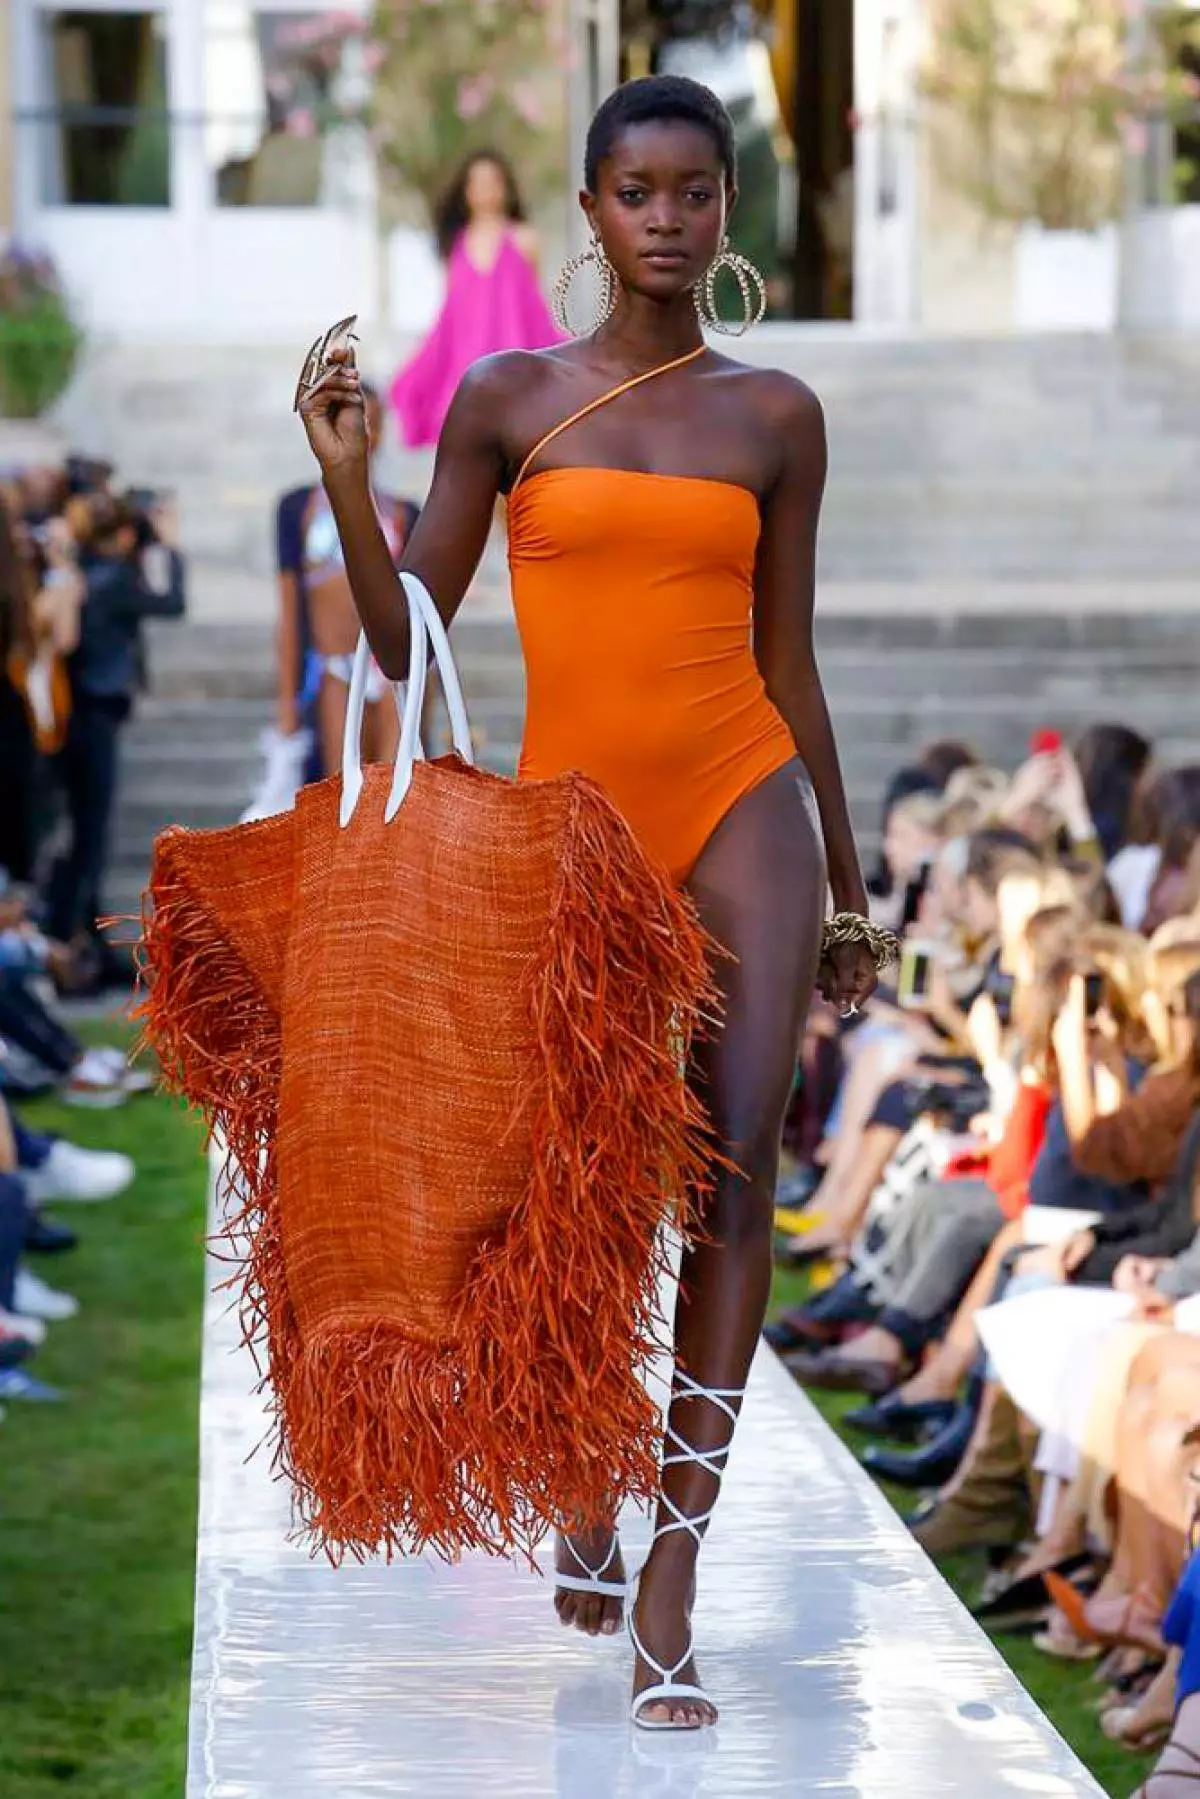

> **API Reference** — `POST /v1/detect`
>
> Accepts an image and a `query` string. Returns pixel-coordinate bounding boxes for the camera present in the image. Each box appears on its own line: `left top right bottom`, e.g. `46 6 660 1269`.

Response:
66 486 171 555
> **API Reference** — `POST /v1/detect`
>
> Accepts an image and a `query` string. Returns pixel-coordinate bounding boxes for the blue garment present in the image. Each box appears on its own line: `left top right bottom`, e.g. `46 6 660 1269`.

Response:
1165 1550 1200 1707
11 1112 52 1171
71 549 185 701
0 930 44 973
1027 1074 1147 1217
0 1170 29 1311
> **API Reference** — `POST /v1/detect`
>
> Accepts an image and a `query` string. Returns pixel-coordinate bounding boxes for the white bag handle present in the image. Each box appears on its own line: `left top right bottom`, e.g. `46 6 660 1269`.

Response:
339 571 475 828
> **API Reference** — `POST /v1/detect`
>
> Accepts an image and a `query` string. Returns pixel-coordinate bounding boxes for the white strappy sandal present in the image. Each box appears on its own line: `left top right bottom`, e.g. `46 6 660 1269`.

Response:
628 1370 745 1732
554 1530 627 1618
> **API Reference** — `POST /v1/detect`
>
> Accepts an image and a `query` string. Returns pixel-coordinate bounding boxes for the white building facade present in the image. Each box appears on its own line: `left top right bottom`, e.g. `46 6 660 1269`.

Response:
5 0 1200 344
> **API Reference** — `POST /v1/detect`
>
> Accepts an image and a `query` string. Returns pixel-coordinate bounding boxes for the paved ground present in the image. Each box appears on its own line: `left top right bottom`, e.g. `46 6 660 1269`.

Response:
188 1163 1103 1799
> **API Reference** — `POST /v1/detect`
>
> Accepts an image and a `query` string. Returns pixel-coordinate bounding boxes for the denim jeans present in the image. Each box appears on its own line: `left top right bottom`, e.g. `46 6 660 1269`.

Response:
0 1171 30 1311
0 968 79 1079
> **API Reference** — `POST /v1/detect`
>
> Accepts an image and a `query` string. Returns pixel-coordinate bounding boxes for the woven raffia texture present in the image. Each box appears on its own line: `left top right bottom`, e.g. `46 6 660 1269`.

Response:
138 757 717 1565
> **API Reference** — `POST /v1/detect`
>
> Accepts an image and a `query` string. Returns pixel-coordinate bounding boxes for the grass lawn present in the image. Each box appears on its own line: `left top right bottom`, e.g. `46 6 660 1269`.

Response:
0 1058 206 1799
0 1064 1160 1796
771 1265 1156 1799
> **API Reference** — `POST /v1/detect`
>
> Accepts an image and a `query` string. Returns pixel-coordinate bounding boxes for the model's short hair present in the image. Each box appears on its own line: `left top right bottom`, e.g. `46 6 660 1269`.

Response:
585 76 737 193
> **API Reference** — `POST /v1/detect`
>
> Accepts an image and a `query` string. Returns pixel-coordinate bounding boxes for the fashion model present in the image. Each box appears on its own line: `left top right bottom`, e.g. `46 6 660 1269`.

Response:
299 75 885 1732
390 150 562 448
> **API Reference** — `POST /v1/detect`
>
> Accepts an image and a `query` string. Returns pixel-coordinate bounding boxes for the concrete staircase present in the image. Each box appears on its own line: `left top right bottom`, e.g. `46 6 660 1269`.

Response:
110 604 1200 926
68 330 1200 918
56 331 1200 613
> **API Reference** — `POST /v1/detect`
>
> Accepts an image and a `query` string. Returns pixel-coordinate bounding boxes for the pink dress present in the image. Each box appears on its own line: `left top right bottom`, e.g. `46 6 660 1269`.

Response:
390 232 563 448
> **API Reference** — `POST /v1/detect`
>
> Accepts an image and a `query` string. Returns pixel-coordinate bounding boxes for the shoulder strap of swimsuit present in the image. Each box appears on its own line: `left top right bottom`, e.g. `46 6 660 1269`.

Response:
511 344 706 493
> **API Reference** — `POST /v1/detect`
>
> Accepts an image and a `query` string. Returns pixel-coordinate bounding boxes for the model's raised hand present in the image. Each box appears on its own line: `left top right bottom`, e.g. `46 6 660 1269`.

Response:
298 347 370 480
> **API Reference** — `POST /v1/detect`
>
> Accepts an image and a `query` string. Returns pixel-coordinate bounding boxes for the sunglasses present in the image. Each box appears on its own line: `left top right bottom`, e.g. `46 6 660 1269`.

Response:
293 314 359 413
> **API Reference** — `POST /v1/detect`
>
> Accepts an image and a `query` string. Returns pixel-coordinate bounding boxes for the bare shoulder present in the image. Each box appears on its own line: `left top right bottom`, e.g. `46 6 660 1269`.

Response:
709 358 826 492
450 346 565 421
510 222 540 264
713 356 824 437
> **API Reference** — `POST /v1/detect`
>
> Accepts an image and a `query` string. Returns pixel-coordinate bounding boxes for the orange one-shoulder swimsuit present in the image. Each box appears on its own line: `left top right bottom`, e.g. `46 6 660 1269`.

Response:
506 353 798 887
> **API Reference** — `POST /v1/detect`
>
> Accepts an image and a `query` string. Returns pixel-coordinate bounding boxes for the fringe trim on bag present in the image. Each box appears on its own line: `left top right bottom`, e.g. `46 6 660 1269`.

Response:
138 784 722 1567
269 774 722 1565
133 827 293 1447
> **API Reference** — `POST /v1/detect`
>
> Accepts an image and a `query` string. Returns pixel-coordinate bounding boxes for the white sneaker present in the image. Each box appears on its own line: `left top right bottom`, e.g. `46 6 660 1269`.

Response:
65 1047 128 1109
77 1044 155 1098
0 1307 47 1347
23 1139 136 1205
14 1268 80 1322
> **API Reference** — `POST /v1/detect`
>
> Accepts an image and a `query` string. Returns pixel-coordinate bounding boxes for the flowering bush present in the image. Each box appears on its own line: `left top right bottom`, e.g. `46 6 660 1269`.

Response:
923 0 1200 229
0 244 82 419
294 2 567 229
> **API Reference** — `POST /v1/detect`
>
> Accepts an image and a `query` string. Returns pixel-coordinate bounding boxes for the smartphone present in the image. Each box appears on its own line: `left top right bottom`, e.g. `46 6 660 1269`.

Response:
1084 970 1105 1018
899 857 933 933
984 963 1016 1029
897 939 936 1009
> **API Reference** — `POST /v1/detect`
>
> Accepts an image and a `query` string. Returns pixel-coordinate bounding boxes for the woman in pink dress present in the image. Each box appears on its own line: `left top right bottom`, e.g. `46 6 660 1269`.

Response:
390 152 563 448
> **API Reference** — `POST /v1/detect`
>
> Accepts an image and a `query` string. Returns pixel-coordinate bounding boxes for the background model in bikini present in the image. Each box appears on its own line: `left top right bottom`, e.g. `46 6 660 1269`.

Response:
275 383 418 777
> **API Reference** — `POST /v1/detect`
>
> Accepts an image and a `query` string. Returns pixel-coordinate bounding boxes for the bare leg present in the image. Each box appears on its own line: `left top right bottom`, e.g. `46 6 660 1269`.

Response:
317 672 349 778
798 1039 920 1235
1009 1486 1087 1580
1104 1338 1200 1619
896 1217 1027 1404
630 758 826 1726
1135 1691 1200 1798
788 1120 902 1253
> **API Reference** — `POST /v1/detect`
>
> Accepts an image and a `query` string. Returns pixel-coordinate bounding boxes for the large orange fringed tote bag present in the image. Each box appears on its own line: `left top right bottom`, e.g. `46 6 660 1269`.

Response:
139 573 718 1565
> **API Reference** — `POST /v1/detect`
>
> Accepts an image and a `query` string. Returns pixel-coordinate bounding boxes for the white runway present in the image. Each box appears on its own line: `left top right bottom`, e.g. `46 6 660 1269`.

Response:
188 1220 1105 1799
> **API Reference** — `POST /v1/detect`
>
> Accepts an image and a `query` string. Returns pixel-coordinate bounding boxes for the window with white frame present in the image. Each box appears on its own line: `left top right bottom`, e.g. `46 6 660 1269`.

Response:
38 9 170 206
204 6 355 206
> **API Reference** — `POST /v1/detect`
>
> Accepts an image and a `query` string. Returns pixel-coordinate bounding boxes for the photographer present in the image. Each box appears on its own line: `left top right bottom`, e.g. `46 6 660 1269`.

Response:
42 488 184 967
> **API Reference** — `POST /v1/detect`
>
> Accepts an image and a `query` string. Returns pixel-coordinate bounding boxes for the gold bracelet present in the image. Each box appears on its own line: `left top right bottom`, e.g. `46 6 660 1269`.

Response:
820 912 901 973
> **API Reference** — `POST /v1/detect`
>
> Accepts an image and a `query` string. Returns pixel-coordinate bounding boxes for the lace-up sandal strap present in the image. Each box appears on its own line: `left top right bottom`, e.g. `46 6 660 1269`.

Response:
554 1531 626 1597
654 1374 745 1550
628 1609 710 1730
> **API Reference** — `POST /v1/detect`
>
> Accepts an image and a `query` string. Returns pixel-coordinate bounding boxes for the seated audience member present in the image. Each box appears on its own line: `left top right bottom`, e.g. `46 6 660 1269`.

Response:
1074 722 1154 863
778 828 1045 1257
785 928 1157 1405
1143 768 1200 937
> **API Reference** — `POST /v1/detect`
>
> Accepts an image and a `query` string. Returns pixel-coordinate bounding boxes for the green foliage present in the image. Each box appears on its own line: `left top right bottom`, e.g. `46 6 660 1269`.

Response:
923 0 1200 229
365 1 567 228
0 249 82 420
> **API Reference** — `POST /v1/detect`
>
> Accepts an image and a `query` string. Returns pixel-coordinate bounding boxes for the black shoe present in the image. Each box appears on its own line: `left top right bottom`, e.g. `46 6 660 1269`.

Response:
844 1394 958 1441
971 1553 1095 1632
0 1336 34 1370
763 1311 839 1354
860 1402 978 1489
23 1211 79 1255
785 1347 902 1397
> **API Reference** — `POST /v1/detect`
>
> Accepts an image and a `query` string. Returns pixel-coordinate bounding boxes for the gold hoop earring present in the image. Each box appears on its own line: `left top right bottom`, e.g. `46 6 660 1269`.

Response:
551 232 617 336
695 237 767 337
